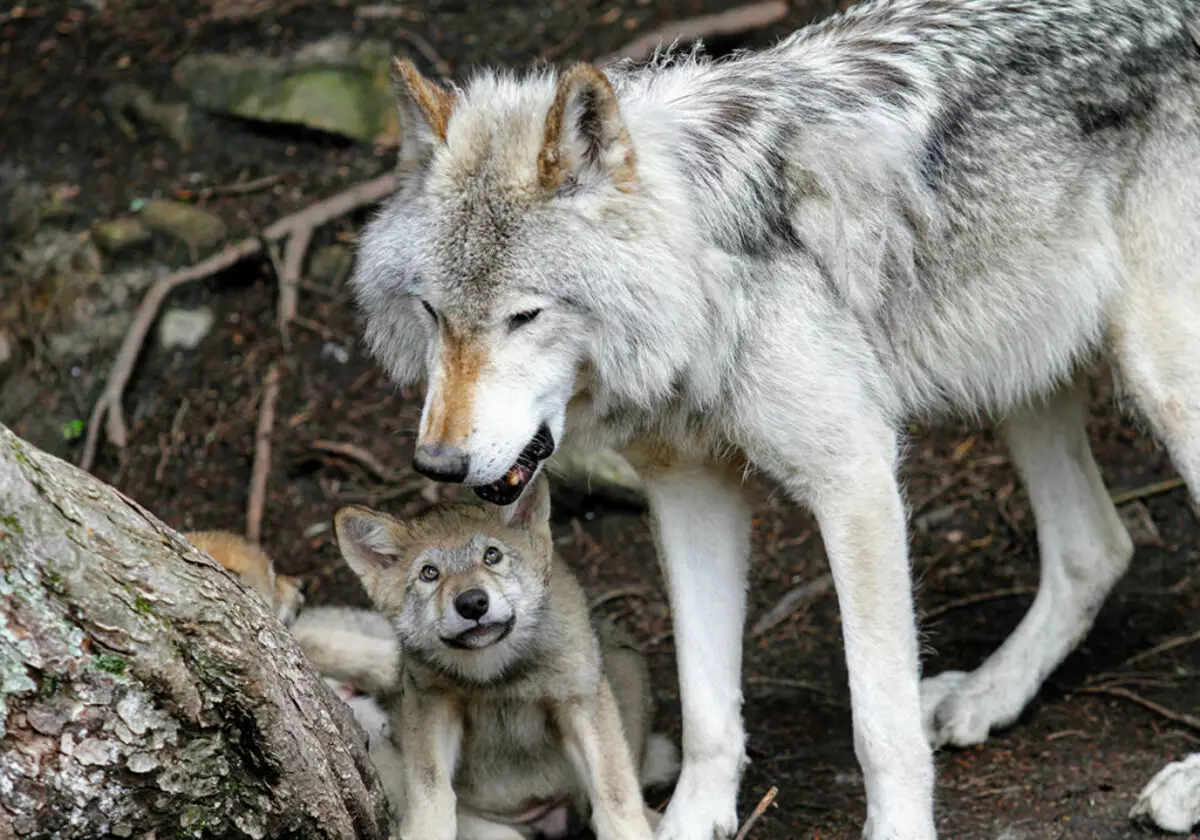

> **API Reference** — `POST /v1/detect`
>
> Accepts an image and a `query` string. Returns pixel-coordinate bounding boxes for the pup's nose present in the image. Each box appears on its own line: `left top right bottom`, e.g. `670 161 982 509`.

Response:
413 444 470 483
454 588 489 621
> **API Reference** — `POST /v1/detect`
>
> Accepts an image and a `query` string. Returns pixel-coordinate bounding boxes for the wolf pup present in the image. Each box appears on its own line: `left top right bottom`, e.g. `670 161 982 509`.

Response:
330 475 676 840
350 1 1200 836
185 530 304 625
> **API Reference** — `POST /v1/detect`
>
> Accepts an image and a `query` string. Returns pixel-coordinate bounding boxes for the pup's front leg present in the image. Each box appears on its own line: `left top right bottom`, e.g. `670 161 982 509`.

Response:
807 452 936 840
394 682 463 840
640 463 752 840
555 680 655 840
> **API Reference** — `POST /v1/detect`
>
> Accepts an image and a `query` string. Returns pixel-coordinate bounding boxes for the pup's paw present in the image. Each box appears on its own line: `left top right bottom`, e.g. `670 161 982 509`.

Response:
920 670 1003 749
1130 754 1200 833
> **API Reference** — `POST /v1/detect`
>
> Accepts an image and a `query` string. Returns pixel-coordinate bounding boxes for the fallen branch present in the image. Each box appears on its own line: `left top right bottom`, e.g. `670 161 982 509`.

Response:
733 785 779 840
1110 477 1187 506
921 586 1035 621
750 573 834 637
246 363 282 543
599 1 789 66
588 585 650 612
79 173 397 472
310 438 405 483
1076 685 1200 733
277 220 311 345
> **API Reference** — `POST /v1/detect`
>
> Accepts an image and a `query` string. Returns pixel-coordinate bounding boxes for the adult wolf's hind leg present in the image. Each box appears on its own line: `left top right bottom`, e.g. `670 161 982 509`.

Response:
921 379 1133 748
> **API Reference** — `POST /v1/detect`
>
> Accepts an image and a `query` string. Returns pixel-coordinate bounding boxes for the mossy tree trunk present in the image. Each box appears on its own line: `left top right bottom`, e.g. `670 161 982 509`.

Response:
0 423 390 839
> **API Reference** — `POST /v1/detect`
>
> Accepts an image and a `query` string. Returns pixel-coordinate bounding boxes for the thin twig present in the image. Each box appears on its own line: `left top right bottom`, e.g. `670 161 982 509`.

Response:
1119 629 1200 671
310 439 404 483
355 5 408 19
246 363 282 543
922 586 1035 621
1076 685 1200 733
175 172 282 200
1110 477 1186 506
751 573 834 638
733 785 779 840
599 1 789 66
79 173 396 472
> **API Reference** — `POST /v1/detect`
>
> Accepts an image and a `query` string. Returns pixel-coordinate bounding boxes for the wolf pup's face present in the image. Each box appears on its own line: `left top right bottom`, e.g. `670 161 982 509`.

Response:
334 475 555 682
352 60 652 506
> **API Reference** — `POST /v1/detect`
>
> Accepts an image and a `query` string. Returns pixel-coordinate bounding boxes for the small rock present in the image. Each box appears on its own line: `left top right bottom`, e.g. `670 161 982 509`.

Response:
158 306 216 351
309 243 353 286
140 200 226 254
546 447 646 511
103 84 193 151
93 218 151 254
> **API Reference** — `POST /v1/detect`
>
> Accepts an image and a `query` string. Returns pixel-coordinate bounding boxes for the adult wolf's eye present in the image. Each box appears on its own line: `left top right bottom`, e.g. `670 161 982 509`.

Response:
420 300 438 321
419 564 440 582
508 309 541 330
483 546 503 566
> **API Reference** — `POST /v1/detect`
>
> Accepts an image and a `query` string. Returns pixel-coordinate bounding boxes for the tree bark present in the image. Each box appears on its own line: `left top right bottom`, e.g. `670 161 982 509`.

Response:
0 423 390 839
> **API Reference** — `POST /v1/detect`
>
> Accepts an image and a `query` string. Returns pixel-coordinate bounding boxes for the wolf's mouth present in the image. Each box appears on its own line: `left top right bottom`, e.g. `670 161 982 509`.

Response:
443 617 516 650
474 424 555 506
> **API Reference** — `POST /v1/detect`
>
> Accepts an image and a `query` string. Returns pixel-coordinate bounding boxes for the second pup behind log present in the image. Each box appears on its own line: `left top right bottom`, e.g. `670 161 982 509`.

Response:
298 474 677 840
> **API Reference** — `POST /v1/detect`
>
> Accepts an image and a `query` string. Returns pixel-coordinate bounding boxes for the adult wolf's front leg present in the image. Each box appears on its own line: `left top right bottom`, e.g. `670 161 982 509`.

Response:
808 454 936 840
641 464 752 840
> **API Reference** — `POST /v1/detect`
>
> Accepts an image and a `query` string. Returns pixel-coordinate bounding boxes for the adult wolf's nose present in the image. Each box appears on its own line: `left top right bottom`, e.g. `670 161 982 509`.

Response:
454 588 489 621
413 443 469 483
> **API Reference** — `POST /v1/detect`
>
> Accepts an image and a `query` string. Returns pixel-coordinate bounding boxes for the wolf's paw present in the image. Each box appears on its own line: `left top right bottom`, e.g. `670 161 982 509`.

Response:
1130 754 1200 833
654 763 738 840
920 670 1015 749
862 808 938 840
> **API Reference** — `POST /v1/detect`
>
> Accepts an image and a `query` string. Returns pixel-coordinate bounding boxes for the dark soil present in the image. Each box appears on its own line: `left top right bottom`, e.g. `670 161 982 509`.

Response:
2 2 1197 839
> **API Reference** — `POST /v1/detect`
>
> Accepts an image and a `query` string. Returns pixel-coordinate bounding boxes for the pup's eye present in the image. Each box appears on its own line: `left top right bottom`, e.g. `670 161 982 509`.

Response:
420 300 438 321
418 564 440 582
483 546 503 566
508 309 541 330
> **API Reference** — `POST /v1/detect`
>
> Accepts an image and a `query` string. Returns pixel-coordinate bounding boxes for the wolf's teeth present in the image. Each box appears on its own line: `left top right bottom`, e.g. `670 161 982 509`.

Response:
505 468 522 486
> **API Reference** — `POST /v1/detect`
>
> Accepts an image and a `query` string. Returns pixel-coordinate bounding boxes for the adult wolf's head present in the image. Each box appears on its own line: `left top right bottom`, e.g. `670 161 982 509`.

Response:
352 59 701 504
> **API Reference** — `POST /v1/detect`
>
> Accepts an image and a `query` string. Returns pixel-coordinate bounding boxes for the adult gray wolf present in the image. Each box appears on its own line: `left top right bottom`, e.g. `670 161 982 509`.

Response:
349 0 1200 836
321 476 678 840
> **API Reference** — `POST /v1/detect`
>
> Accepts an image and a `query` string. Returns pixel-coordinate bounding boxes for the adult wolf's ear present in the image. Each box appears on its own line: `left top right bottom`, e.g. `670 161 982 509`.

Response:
539 63 636 194
334 505 412 598
392 57 457 171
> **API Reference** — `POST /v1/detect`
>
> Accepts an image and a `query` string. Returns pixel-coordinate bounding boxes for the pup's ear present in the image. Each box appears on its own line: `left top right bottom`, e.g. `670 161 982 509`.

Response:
539 63 636 194
500 473 552 533
392 57 456 171
334 506 411 597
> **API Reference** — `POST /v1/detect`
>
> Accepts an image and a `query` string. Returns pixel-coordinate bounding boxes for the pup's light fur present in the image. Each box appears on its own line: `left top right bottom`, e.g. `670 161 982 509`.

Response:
185 530 304 625
350 1 1200 836
327 476 678 840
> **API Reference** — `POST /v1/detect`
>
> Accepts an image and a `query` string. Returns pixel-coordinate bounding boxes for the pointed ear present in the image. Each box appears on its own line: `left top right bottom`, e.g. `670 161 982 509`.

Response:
334 505 410 595
539 64 636 194
392 58 457 169
500 473 553 532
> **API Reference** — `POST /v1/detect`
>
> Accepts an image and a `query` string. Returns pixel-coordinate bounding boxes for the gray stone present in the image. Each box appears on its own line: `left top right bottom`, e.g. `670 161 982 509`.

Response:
158 306 216 351
172 38 399 146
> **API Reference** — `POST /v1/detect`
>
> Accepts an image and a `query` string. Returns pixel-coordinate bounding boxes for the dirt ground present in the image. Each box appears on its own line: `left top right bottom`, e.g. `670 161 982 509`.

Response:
2 2 1198 838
